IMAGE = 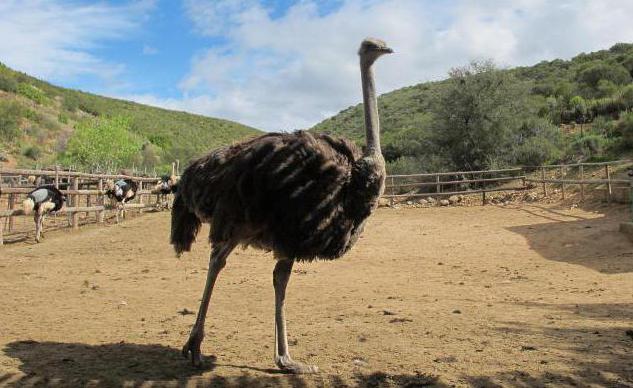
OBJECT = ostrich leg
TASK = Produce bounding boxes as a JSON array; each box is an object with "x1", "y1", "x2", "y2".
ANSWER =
[
  {"x1": 34, "y1": 212, "x2": 42, "y2": 243},
  {"x1": 273, "y1": 259, "x2": 318, "y2": 374},
  {"x1": 182, "y1": 241, "x2": 235, "y2": 367}
]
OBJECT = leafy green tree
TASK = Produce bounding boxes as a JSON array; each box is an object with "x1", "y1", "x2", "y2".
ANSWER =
[
  {"x1": 432, "y1": 60, "x2": 529, "y2": 171},
  {"x1": 62, "y1": 116, "x2": 142, "y2": 169}
]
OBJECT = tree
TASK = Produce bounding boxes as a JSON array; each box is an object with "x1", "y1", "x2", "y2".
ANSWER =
[
  {"x1": 62, "y1": 116, "x2": 141, "y2": 169},
  {"x1": 432, "y1": 60, "x2": 529, "y2": 171}
]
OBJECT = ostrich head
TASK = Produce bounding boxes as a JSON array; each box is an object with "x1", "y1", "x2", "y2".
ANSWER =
[{"x1": 358, "y1": 38, "x2": 393, "y2": 66}]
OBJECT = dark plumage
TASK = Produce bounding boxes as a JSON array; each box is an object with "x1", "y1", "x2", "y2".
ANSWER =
[
  {"x1": 22, "y1": 185, "x2": 66, "y2": 242},
  {"x1": 172, "y1": 131, "x2": 384, "y2": 261},
  {"x1": 170, "y1": 37, "x2": 393, "y2": 373},
  {"x1": 105, "y1": 179, "x2": 138, "y2": 203}
]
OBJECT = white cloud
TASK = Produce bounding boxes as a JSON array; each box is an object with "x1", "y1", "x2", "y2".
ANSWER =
[
  {"x1": 0, "y1": 0, "x2": 154, "y2": 83},
  {"x1": 137, "y1": 0, "x2": 633, "y2": 131}
]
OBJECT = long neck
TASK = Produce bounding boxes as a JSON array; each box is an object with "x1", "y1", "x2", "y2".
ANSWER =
[{"x1": 361, "y1": 60, "x2": 381, "y2": 157}]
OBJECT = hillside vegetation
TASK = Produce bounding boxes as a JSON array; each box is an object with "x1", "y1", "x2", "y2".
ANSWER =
[
  {"x1": 312, "y1": 43, "x2": 633, "y2": 174},
  {"x1": 0, "y1": 63, "x2": 260, "y2": 172}
]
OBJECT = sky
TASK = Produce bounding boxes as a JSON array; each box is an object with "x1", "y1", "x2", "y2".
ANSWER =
[{"x1": 2, "y1": 0, "x2": 633, "y2": 132}]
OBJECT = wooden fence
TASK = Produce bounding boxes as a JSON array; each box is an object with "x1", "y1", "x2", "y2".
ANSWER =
[
  {"x1": 384, "y1": 160, "x2": 633, "y2": 205},
  {"x1": 523, "y1": 160, "x2": 632, "y2": 203},
  {"x1": 384, "y1": 167, "x2": 527, "y2": 205},
  {"x1": 0, "y1": 167, "x2": 172, "y2": 245}
]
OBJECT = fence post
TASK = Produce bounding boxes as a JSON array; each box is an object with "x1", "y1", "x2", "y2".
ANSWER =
[
  {"x1": 579, "y1": 164, "x2": 585, "y2": 202},
  {"x1": 560, "y1": 166, "x2": 565, "y2": 200},
  {"x1": 54, "y1": 165, "x2": 60, "y2": 189},
  {"x1": 72, "y1": 177, "x2": 79, "y2": 229},
  {"x1": 98, "y1": 179, "x2": 105, "y2": 223},
  {"x1": 605, "y1": 164, "x2": 612, "y2": 204},
  {"x1": 436, "y1": 174, "x2": 441, "y2": 194},
  {"x1": 8, "y1": 183, "x2": 15, "y2": 232},
  {"x1": 0, "y1": 216, "x2": 3, "y2": 246},
  {"x1": 541, "y1": 166, "x2": 547, "y2": 197},
  {"x1": 138, "y1": 181, "x2": 144, "y2": 214},
  {"x1": 390, "y1": 176, "x2": 395, "y2": 207}
]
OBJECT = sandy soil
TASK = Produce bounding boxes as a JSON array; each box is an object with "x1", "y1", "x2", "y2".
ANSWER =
[{"x1": 0, "y1": 204, "x2": 632, "y2": 387}]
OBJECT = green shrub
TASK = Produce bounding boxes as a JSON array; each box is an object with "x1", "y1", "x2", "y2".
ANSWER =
[
  {"x1": 0, "y1": 74, "x2": 17, "y2": 92},
  {"x1": 569, "y1": 134, "x2": 610, "y2": 159},
  {"x1": 61, "y1": 115, "x2": 142, "y2": 169},
  {"x1": 62, "y1": 93, "x2": 80, "y2": 112},
  {"x1": 58, "y1": 112, "x2": 69, "y2": 124},
  {"x1": 17, "y1": 83, "x2": 48, "y2": 105},
  {"x1": 23, "y1": 146, "x2": 41, "y2": 160},
  {"x1": 0, "y1": 100, "x2": 23, "y2": 141},
  {"x1": 616, "y1": 111, "x2": 633, "y2": 146}
]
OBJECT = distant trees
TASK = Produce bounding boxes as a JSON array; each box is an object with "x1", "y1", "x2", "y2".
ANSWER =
[
  {"x1": 432, "y1": 61, "x2": 529, "y2": 171},
  {"x1": 62, "y1": 116, "x2": 141, "y2": 170}
]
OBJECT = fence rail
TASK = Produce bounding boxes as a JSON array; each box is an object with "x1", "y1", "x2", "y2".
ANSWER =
[
  {"x1": 0, "y1": 166, "x2": 174, "y2": 245},
  {"x1": 384, "y1": 159, "x2": 633, "y2": 206}
]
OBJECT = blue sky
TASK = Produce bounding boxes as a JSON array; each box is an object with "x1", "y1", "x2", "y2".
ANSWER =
[{"x1": 2, "y1": 0, "x2": 633, "y2": 131}]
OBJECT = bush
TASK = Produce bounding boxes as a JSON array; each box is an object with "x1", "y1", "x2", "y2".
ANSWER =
[
  {"x1": 61, "y1": 115, "x2": 142, "y2": 169},
  {"x1": 58, "y1": 112, "x2": 69, "y2": 124},
  {"x1": 17, "y1": 83, "x2": 48, "y2": 105},
  {"x1": 0, "y1": 100, "x2": 23, "y2": 141},
  {"x1": 0, "y1": 74, "x2": 17, "y2": 92},
  {"x1": 62, "y1": 93, "x2": 80, "y2": 112},
  {"x1": 23, "y1": 146, "x2": 41, "y2": 160},
  {"x1": 617, "y1": 111, "x2": 633, "y2": 146},
  {"x1": 569, "y1": 134, "x2": 610, "y2": 159}
]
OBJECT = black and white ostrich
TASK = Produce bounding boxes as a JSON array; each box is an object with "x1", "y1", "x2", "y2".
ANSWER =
[
  {"x1": 171, "y1": 38, "x2": 393, "y2": 373},
  {"x1": 22, "y1": 185, "x2": 66, "y2": 243},
  {"x1": 153, "y1": 175, "x2": 178, "y2": 210},
  {"x1": 105, "y1": 179, "x2": 138, "y2": 222}
]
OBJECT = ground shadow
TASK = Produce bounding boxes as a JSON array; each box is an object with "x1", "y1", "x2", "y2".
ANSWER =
[
  {"x1": 2, "y1": 340, "x2": 446, "y2": 387},
  {"x1": 506, "y1": 206, "x2": 633, "y2": 273}
]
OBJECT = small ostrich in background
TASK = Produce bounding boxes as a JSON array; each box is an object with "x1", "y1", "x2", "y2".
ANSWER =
[
  {"x1": 22, "y1": 185, "x2": 66, "y2": 242},
  {"x1": 105, "y1": 179, "x2": 138, "y2": 222},
  {"x1": 171, "y1": 38, "x2": 393, "y2": 373},
  {"x1": 153, "y1": 175, "x2": 178, "y2": 210}
]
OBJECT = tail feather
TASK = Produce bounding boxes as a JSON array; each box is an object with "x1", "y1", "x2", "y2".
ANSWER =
[
  {"x1": 170, "y1": 194, "x2": 201, "y2": 257},
  {"x1": 22, "y1": 198, "x2": 35, "y2": 215}
]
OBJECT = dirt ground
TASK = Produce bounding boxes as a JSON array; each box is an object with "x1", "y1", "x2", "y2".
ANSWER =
[{"x1": 1, "y1": 203, "x2": 632, "y2": 387}]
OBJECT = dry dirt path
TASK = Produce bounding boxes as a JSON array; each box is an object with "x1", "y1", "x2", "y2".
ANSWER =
[{"x1": 0, "y1": 204, "x2": 632, "y2": 387}]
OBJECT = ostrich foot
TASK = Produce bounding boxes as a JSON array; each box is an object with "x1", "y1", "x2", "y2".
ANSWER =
[
  {"x1": 182, "y1": 333, "x2": 204, "y2": 367},
  {"x1": 275, "y1": 355, "x2": 319, "y2": 374}
]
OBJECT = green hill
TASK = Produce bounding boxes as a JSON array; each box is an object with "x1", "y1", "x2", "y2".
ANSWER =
[
  {"x1": 0, "y1": 63, "x2": 261, "y2": 172},
  {"x1": 312, "y1": 43, "x2": 633, "y2": 173}
]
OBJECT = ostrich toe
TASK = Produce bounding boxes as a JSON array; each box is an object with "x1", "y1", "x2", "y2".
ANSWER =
[
  {"x1": 275, "y1": 355, "x2": 319, "y2": 374},
  {"x1": 182, "y1": 336, "x2": 204, "y2": 367}
]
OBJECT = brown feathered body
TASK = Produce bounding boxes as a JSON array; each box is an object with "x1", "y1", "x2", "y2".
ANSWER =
[{"x1": 171, "y1": 131, "x2": 385, "y2": 261}]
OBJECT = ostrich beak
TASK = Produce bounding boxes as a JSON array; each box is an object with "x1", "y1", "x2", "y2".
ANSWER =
[{"x1": 382, "y1": 47, "x2": 394, "y2": 54}]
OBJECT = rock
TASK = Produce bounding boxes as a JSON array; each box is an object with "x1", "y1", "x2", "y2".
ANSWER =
[
  {"x1": 178, "y1": 308, "x2": 195, "y2": 316},
  {"x1": 352, "y1": 357, "x2": 369, "y2": 367},
  {"x1": 378, "y1": 197, "x2": 390, "y2": 207},
  {"x1": 452, "y1": 309, "x2": 461, "y2": 314},
  {"x1": 406, "y1": 200, "x2": 413, "y2": 205},
  {"x1": 382, "y1": 310, "x2": 396, "y2": 316},
  {"x1": 448, "y1": 195, "x2": 460, "y2": 204},
  {"x1": 525, "y1": 192, "x2": 538, "y2": 202},
  {"x1": 418, "y1": 198, "x2": 428, "y2": 205},
  {"x1": 439, "y1": 199, "x2": 450, "y2": 206},
  {"x1": 427, "y1": 197, "x2": 436, "y2": 203},
  {"x1": 0, "y1": 152, "x2": 8, "y2": 162}
]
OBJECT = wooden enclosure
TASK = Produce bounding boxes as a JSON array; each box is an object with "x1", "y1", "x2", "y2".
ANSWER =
[{"x1": 0, "y1": 167, "x2": 171, "y2": 245}]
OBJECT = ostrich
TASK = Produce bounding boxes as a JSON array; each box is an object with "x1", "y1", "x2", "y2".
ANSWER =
[
  {"x1": 153, "y1": 175, "x2": 178, "y2": 210},
  {"x1": 22, "y1": 185, "x2": 66, "y2": 242},
  {"x1": 171, "y1": 38, "x2": 393, "y2": 373},
  {"x1": 105, "y1": 179, "x2": 138, "y2": 222}
]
